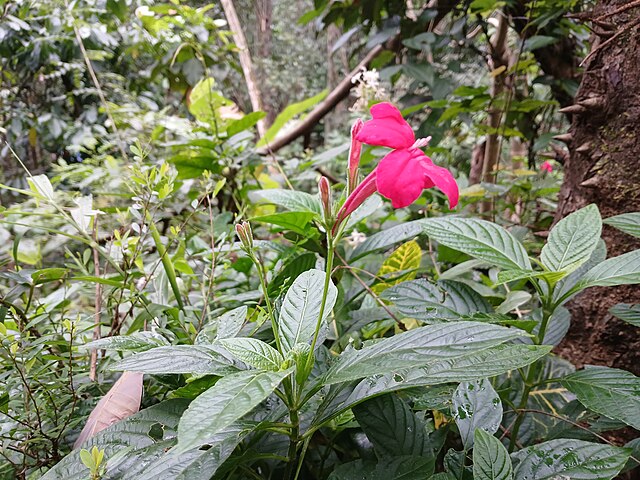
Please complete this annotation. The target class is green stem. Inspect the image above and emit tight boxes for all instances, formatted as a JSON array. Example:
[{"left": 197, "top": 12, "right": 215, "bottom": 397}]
[
  {"left": 283, "top": 408, "right": 300, "bottom": 480},
  {"left": 147, "top": 218, "right": 184, "bottom": 310},
  {"left": 508, "top": 304, "right": 553, "bottom": 452},
  {"left": 251, "top": 254, "right": 283, "bottom": 353},
  {"left": 306, "top": 234, "right": 335, "bottom": 364}
]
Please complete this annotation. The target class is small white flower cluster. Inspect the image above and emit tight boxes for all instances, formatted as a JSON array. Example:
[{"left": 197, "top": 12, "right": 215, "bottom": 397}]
[{"left": 350, "top": 67, "right": 388, "bottom": 112}]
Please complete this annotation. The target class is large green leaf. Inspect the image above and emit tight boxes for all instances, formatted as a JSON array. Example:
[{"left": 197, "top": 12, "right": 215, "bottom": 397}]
[
  {"left": 323, "top": 322, "right": 528, "bottom": 385},
  {"left": 452, "top": 378, "right": 503, "bottom": 449},
  {"left": 42, "top": 400, "right": 189, "bottom": 480},
  {"left": 176, "top": 369, "right": 288, "bottom": 453},
  {"left": 383, "top": 279, "right": 491, "bottom": 322},
  {"left": 249, "top": 189, "right": 322, "bottom": 215},
  {"left": 328, "top": 456, "right": 435, "bottom": 480},
  {"left": 312, "top": 344, "right": 550, "bottom": 427},
  {"left": 349, "top": 219, "right": 429, "bottom": 261},
  {"left": 473, "top": 429, "right": 513, "bottom": 480},
  {"left": 511, "top": 439, "right": 630, "bottom": 480},
  {"left": 353, "top": 394, "right": 433, "bottom": 458},
  {"left": 552, "top": 240, "right": 606, "bottom": 305},
  {"left": 83, "top": 331, "right": 169, "bottom": 352},
  {"left": 422, "top": 217, "right": 531, "bottom": 271},
  {"left": 541, "top": 204, "right": 602, "bottom": 274},
  {"left": 561, "top": 366, "right": 640, "bottom": 430},
  {"left": 218, "top": 338, "right": 283, "bottom": 371},
  {"left": 576, "top": 249, "right": 640, "bottom": 289},
  {"left": 604, "top": 212, "right": 640, "bottom": 238},
  {"left": 609, "top": 303, "right": 640, "bottom": 327},
  {"left": 251, "top": 211, "right": 317, "bottom": 236},
  {"left": 111, "top": 345, "right": 237, "bottom": 375},
  {"left": 278, "top": 269, "right": 337, "bottom": 352}
]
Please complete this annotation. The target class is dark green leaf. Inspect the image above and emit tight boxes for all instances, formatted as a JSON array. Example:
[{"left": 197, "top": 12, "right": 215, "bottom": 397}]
[{"left": 473, "top": 429, "right": 513, "bottom": 480}]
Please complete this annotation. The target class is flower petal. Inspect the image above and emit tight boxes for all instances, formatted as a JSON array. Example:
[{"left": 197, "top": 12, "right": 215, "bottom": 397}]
[
  {"left": 355, "top": 102, "right": 415, "bottom": 149},
  {"left": 420, "top": 156, "right": 459, "bottom": 209},
  {"left": 375, "top": 149, "right": 427, "bottom": 208}
]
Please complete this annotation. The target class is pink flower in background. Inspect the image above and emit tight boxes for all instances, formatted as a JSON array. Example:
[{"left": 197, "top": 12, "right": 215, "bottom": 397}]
[
  {"left": 335, "top": 103, "right": 458, "bottom": 229},
  {"left": 540, "top": 161, "right": 553, "bottom": 173}
]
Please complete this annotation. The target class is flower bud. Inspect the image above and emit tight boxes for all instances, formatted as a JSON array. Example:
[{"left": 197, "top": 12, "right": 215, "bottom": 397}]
[
  {"left": 235, "top": 221, "right": 253, "bottom": 250},
  {"left": 318, "top": 176, "right": 332, "bottom": 221},
  {"left": 348, "top": 118, "right": 364, "bottom": 194}
]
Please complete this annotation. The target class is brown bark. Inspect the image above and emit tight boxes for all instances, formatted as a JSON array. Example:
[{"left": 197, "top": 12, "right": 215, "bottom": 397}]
[
  {"left": 254, "top": 0, "right": 275, "bottom": 125},
  {"left": 555, "top": 0, "right": 640, "bottom": 374},
  {"left": 221, "top": 0, "right": 266, "bottom": 137}
]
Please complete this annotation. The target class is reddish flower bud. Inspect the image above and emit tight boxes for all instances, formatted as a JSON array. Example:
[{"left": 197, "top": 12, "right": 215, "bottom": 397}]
[
  {"left": 540, "top": 161, "right": 553, "bottom": 173},
  {"left": 235, "top": 221, "right": 253, "bottom": 250},
  {"left": 348, "top": 119, "right": 364, "bottom": 194},
  {"left": 318, "top": 176, "right": 332, "bottom": 221}
]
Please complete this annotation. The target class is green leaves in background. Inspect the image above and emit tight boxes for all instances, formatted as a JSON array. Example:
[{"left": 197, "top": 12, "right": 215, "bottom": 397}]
[
  {"left": 215, "top": 306, "right": 247, "bottom": 340},
  {"left": 511, "top": 439, "right": 630, "bottom": 480},
  {"left": 176, "top": 369, "right": 288, "bottom": 453},
  {"left": 249, "top": 189, "right": 322, "bottom": 215},
  {"left": 541, "top": 204, "right": 602, "bottom": 275},
  {"left": 422, "top": 217, "right": 531, "bottom": 271},
  {"left": 278, "top": 269, "right": 337, "bottom": 352},
  {"left": 561, "top": 366, "right": 640, "bottom": 430},
  {"left": 473, "top": 429, "right": 512, "bottom": 480},
  {"left": 604, "top": 212, "right": 640, "bottom": 238},
  {"left": 452, "top": 378, "right": 502, "bottom": 449}
]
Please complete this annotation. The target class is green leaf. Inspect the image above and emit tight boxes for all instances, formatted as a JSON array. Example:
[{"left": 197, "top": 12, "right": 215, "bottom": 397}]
[
  {"left": 353, "top": 394, "right": 433, "bottom": 458},
  {"left": 83, "top": 332, "right": 169, "bottom": 352},
  {"left": 328, "top": 456, "right": 435, "bottom": 480},
  {"left": 257, "top": 90, "right": 328, "bottom": 147},
  {"left": 251, "top": 211, "right": 317, "bottom": 235},
  {"left": 422, "top": 218, "right": 531, "bottom": 270},
  {"left": 268, "top": 252, "right": 317, "bottom": 297},
  {"left": 541, "top": 205, "right": 602, "bottom": 274},
  {"left": 552, "top": 240, "right": 606, "bottom": 305},
  {"left": 226, "top": 111, "right": 266, "bottom": 136},
  {"left": 511, "top": 439, "right": 630, "bottom": 480},
  {"left": 383, "top": 279, "right": 491, "bottom": 322},
  {"left": 452, "top": 378, "right": 502, "bottom": 449},
  {"left": 496, "top": 269, "right": 566, "bottom": 285},
  {"left": 523, "top": 35, "right": 557, "bottom": 51},
  {"left": 496, "top": 291, "right": 531, "bottom": 315},
  {"left": 561, "top": 366, "right": 640, "bottom": 430},
  {"left": 278, "top": 269, "right": 337, "bottom": 353},
  {"left": 603, "top": 212, "right": 640, "bottom": 238},
  {"left": 249, "top": 189, "right": 322, "bottom": 215},
  {"left": 111, "top": 345, "right": 237, "bottom": 375},
  {"left": 323, "top": 322, "right": 528, "bottom": 385},
  {"left": 473, "top": 429, "right": 513, "bottom": 480},
  {"left": 218, "top": 338, "right": 283, "bottom": 371},
  {"left": 372, "top": 240, "right": 422, "bottom": 294},
  {"left": 609, "top": 303, "right": 640, "bottom": 327},
  {"left": 349, "top": 219, "right": 429, "bottom": 261},
  {"left": 576, "top": 249, "right": 640, "bottom": 289},
  {"left": 188, "top": 77, "right": 233, "bottom": 124},
  {"left": 312, "top": 344, "right": 550, "bottom": 428},
  {"left": 216, "top": 306, "right": 247, "bottom": 340},
  {"left": 176, "top": 369, "right": 288, "bottom": 452}
]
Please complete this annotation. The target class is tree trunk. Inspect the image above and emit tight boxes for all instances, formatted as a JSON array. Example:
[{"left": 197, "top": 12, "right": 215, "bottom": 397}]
[
  {"left": 254, "top": 0, "right": 275, "bottom": 126},
  {"left": 555, "top": 0, "right": 640, "bottom": 375},
  {"left": 221, "top": 0, "right": 266, "bottom": 137}
]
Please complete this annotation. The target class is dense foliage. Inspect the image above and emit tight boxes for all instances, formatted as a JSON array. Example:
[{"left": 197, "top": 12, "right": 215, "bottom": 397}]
[{"left": 1, "top": 0, "right": 638, "bottom": 479}]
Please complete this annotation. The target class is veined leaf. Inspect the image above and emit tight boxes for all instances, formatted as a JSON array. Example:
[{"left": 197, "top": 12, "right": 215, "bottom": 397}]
[
  {"left": 251, "top": 211, "right": 317, "bottom": 236},
  {"left": 452, "top": 378, "right": 502, "bottom": 449},
  {"left": 609, "top": 303, "right": 640, "bottom": 327},
  {"left": 249, "top": 189, "right": 322, "bottom": 215},
  {"left": 328, "top": 456, "right": 435, "bottom": 480},
  {"left": 278, "top": 269, "right": 337, "bottom": 353},
  {"left": 511, "top": 439, "right": 630, "bottom": 480},
  {"left": 83, "top": 332, "right": 169, "bottom": 352},
  {"left": 541, "top": 204, "right": 602, "bottom": 274},
  {"left": 576, "top": 249, "right": 640, "bottom": 289},
  {"left": 552, "top": 240, "right": 606, "bottom": 305},
  {"left": 111, "top": 345, "right": 237, "bottom": 375},
  {"left": 561, "top": 366, "right": 640, "bottom": 430},
  {"left": 604, "top": 212, "right": 640, "bottom": 238},
  {"left": 349, "top": 219, "right": 429, "bottom": 261},
  {"left": 176, "top": 369, "right": 289, "bottom": 453},
  {"left": 473, "top": 429, "right": 513, "bottom": 480},
  {"left": 422, "top": 217, "right": 531, "bottom": 271},
  {"left": 323, "top": 322, "right": 528, "bottom": 385},
  {"left": 372, "top": 240, "right": 422, "bottom": 294},
  {"left": 219, "top": 338, "right": 283, "bottom": 371},
  {"left": 353, "top": 394, "right": 432, "bottom": 458},
  {"left": 216, "top": 306, "right": 247, "bottom": 340}
]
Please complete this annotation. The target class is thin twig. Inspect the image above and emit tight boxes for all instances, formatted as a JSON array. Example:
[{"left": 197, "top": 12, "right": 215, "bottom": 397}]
[{"left": 90, "top": 217, "right": 102, "bottom": 382}]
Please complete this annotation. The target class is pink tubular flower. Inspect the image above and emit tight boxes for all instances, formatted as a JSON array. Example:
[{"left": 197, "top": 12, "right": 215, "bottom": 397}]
[
  {"left": 540, "top": 161, "right": 553, "bottom": 173},
  {"left": 335, "top": 103, "right": 458, "bottom": 230}
]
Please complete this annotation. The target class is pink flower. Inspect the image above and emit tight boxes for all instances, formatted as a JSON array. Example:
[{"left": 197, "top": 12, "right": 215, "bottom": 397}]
[
  {"left": 335, "top": 103, "right": 458, "bottom": 229},
  {"left": 540, "top": 161, "right": 553, "bottom": 173}
]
